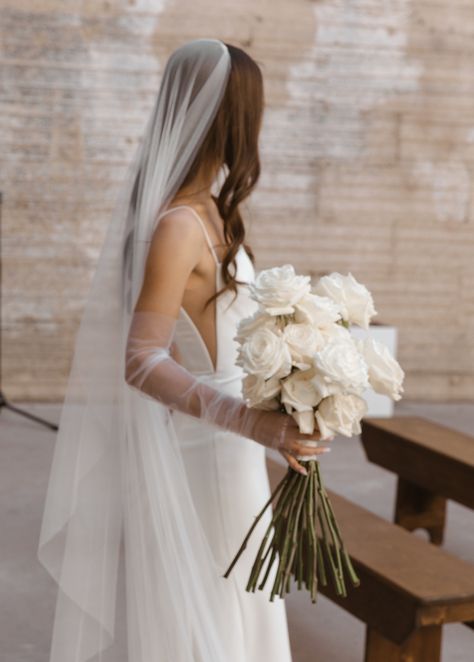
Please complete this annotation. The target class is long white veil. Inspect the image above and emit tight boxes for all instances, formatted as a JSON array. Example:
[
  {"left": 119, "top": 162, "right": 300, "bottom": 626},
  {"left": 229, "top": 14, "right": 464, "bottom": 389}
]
[{"left": 38, "top": 38, "right": 234, "bottom": 662}]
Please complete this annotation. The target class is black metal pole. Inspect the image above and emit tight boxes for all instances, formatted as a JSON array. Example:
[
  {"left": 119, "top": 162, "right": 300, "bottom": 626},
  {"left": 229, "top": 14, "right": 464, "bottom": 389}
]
[{"left": 0, "top": 191, "right": 59, "bottom": 432}]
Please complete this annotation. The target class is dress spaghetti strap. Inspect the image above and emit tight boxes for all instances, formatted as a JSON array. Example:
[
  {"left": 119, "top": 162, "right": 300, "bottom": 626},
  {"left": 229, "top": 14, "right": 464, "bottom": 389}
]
[{"left": 157, "top": 205, "right": 221, "bottom": 265}]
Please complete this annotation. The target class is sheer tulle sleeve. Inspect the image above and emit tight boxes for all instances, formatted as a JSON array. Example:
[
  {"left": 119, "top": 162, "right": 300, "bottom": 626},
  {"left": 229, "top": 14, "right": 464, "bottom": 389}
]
[{"left": 125, "top": 309, "right": 312, "bottom": 451}]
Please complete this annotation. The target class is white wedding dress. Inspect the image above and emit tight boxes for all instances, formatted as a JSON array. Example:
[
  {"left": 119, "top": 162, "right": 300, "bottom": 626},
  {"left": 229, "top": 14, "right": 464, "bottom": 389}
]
[{"left": 160, "top": 205, "right": 293, "bottom": 662}]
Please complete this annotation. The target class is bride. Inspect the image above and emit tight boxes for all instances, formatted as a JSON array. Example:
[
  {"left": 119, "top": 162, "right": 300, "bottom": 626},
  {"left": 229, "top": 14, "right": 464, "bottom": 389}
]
[{"left": 38, "top": 38, "right": 330, "bottom": 662}]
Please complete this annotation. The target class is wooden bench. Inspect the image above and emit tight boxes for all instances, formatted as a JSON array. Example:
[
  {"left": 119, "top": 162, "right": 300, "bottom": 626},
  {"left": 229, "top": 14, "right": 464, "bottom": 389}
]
[
  {"left": 266, "top": 457, "right": 474, "bottom": 662},
  {"left": 360, "top": 416, "right": 474, "bottom": 544}
]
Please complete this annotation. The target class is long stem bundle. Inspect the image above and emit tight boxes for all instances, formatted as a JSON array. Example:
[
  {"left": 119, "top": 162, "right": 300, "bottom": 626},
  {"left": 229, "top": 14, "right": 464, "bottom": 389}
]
[{"left": 223, "top": 460, "right": 360, "bottom": 603}]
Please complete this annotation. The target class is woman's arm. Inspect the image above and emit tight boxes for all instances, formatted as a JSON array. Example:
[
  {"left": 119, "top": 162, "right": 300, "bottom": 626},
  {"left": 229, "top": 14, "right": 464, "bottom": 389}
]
[{"left": 125, "top": 208, "right": 329, "bottom": 469}]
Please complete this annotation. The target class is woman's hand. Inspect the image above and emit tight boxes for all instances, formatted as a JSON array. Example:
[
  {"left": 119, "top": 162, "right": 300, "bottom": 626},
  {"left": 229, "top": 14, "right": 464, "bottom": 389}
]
[
  {"left": 244, "top": 408, "right": 334, "bottom": 476},
  {"left": 276, "top": 416, "right": 333, "bottom": 476}
]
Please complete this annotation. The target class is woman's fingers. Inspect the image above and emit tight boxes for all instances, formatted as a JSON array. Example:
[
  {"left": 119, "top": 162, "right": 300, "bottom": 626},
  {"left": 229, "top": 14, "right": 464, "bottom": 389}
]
[
  {"left": 278, "top": 449, "right": 308, "bottom": 476},
  {"left": 285, "top": 419, "right": 327, "bottom": 443},
  {"left": 294, "top": 431, "right": 322, "bottom": 442},
  {"left": 289, "top": 440, "right": 332, "bottom": 456},
  {"left": 288, "top": 434, "right": 333, "bottom": 453},
  {"left": 275, "top": 416, "right": 335, "bottom": 454}
]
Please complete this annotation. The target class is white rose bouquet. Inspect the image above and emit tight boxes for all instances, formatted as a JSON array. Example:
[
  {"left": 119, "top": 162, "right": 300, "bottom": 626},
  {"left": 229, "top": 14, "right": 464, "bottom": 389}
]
[{"left": 223, "top": 265, "right": 404, "bottom": 603}]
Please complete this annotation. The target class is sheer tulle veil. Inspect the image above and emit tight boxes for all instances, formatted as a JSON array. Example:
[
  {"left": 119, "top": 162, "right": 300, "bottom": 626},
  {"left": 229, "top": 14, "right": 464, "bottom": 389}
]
[{"left": 38, "top": 39, "right": 234, "bottom": 662}]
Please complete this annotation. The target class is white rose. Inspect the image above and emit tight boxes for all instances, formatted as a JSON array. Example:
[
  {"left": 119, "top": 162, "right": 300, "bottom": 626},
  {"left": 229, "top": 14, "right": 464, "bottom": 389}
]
[
  {"left": 311, "top": 337, "right": 369, "bottom": 399},
  {"left": 281, "top": 369, "right": 321, "bottom": 435},
  {"left": 294, "top": 293, "right": 342, "bottom": 328},
  {"left": 281, "top": 369, "right": 320, "bottom": 411},
  {"left": 313, "top": 272, "right": 377, "bottom": 330},
  {"left": 236, "top": 327, "right": 292, "bottom": 380},
  {"left": 282, "top": 323, "right": 325, "bottom": 370},
  {"left": 315, "top": 393, "right": 368, "bottom": 438},
  {"left": 249, "top": 264, "right": 311, "bottom": 315},
  {"left": 355, "top": 337, "right": 405, "bottom": 401},
  {"left": 292, "top": 411, "right": 317, "bottom": 435},
  {"left": 321, "top": 321, "right": 353, "bottom": 343},
  {"left": 242, "top": 373, "right": 281, "bottom": 408},
  {"left": 235, "top": 308, "right": 277, "bottom": 344}
]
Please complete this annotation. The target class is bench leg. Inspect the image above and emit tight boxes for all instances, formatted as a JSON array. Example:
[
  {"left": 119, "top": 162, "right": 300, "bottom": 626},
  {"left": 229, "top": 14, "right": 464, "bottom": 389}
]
[
  {"left": 364, "top": 625, "right": 442, "bottom": 662},
  {"left": 394, "top": 477, "right": 446, "bottom": 545}
]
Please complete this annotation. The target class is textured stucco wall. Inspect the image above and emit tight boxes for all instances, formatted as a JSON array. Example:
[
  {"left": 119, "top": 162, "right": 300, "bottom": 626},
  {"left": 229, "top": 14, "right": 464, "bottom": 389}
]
[{"left": 1, "top": 0, "right": 473, "bottom": 401}]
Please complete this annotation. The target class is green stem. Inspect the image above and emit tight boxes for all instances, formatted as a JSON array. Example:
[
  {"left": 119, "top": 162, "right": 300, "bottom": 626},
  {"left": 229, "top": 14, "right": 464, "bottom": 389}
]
[
  {"left": 317, "top": 505, "right": 344, "bottom": 596},
  {"left": 281, "top": 469, "right": 309, "bottom": 593},
  {"left": 341, "top": 547, "right": 361, "bottom": 587},
  {"left": 317, "top": 477, "right": 360, "bottom": 588},
  {"left": 315, "top": 463, "right": 347, "bottom": 597},
  {"left": 258, "top": 544, "right": 278, "bottom": 591},
  {"left": 246, "top": 525, "right": 275, "bottom": 591},
  {"left": 296, "top": 498, "right": 305, "bottom": 589},
  {"left": 316, "top": 537, "right": 327, "bottom": 587},
  {"left": 271, "top": 471, "right": 307, "bottom": 599},
  {"left": 249, "top": 469, "right": 302, "bottom": 591},
  {"left": 306, "top": 462, "right": 319, "bottom": 602},
  {"left": 223, "top": 468, "right": 289, "bottom": 579},
  {"left": 246, "top": 511, "right": 279, "bottom": 591}
]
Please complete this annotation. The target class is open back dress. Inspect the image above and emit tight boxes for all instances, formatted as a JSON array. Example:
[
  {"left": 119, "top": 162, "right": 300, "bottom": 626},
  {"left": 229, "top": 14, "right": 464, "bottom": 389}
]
[{"left": 160, "top": 204, "right": 293, "bottom": 662}]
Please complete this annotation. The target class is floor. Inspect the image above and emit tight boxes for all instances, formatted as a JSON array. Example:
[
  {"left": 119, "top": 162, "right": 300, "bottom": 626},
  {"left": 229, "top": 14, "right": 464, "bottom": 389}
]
[{"left": 0, "top": 399, "right": 473, "bottom": 661}]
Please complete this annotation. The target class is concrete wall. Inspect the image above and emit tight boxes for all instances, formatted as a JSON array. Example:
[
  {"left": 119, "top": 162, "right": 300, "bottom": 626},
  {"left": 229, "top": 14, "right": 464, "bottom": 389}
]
[{"left": 1, "top": 0, "right": 473, "bottom": 401}]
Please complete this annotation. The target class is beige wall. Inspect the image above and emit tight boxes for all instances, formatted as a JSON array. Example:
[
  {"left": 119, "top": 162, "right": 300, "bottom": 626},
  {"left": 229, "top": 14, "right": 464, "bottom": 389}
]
[{"left": 1, "top": 0, "right": 473, "bottom": 401}]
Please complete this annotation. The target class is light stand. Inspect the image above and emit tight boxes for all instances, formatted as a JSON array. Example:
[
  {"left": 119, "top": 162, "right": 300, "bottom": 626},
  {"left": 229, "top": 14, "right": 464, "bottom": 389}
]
[{"left": 0, "top": 192, "right": 59, "bottom": 431}]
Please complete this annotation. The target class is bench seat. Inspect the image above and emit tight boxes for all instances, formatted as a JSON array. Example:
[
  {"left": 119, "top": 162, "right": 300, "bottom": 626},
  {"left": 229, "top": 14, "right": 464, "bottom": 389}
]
[
  {"left": 361, "top": 416, "right": 474, "bottom": 544},
  {"left": 266, "top": 457, "right": 474, "bottom": 661}
]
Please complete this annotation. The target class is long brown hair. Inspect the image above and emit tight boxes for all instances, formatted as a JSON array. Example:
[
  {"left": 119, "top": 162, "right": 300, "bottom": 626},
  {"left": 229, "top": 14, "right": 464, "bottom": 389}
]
[{"left": 178, "top": 43, "right": 264, "bottom": 308}]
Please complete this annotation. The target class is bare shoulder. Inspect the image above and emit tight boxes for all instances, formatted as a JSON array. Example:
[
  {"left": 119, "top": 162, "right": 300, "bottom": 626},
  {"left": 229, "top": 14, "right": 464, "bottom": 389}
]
[
  {"left": 150, "top": 209, "right": 204, "bottom": 258},
  {"left": 134, "top": 208, "right": 206, "bottom": 314},
  {"left": 151, "top": 207, "right": 205, "bottom": 252}
]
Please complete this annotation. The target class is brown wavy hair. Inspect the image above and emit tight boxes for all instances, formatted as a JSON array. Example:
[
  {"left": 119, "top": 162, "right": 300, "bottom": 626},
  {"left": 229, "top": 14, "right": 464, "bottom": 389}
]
[{"left": 178, "top": 42, "right": 264, "bottom": 308}]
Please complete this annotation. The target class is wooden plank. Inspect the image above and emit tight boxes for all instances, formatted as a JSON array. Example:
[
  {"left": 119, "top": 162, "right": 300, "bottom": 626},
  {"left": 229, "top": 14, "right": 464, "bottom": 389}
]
[
  {"left": 361, "top": 416, "right": 474, "bottom": 509},
  {"left": 362, "top": 416, "right": 474, "bottom": 464}
]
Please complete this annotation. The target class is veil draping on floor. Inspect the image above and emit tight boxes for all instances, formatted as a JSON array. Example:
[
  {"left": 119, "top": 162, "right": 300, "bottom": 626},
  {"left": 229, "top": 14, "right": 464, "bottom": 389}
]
[{"left": 38, "top": 39, "right": 235, "bottom": 662}]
